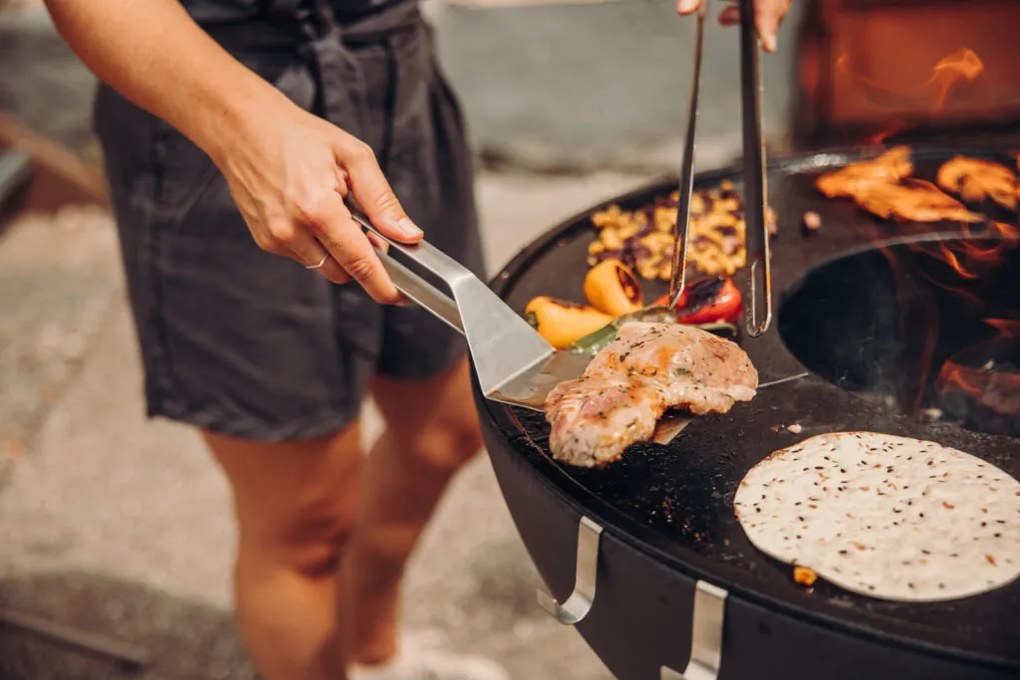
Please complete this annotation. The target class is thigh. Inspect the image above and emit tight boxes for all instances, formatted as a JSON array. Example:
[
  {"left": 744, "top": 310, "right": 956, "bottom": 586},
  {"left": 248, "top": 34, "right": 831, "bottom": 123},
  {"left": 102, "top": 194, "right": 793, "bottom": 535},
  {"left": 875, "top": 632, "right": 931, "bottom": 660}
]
[{"left": 205, "top": 424, "right": 365, "bottom": 572}]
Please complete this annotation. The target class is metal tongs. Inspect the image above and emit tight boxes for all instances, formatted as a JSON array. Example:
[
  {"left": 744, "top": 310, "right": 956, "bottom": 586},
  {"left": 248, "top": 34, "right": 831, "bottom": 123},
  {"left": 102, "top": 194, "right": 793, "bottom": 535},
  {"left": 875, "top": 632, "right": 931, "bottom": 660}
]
[
  {"left": 351, "top": 211, "right": 589, "bottom": 412},
  {"left": 668, "top": 0, "right": 772, "bottom": 336}
]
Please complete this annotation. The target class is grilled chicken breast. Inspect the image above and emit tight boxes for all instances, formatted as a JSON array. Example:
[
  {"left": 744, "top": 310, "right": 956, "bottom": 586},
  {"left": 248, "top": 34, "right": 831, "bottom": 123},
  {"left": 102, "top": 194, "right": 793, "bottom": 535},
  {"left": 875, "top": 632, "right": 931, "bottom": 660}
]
[
  {"left": 815, "top": 146, "right": 914, "bottom": 199},
  {"left": 545, "top": 322, "right": 758, "bottom": 467}
]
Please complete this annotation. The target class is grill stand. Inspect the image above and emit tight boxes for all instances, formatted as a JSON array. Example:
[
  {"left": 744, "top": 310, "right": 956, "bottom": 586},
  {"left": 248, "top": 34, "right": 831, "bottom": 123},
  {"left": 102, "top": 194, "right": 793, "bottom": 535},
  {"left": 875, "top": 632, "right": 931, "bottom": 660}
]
[
  {"left": 536, "top": 516, "right": 604, "bottom": 625},
  {"left": 661, "top": 581, "right": 729, "bottom": 680}
]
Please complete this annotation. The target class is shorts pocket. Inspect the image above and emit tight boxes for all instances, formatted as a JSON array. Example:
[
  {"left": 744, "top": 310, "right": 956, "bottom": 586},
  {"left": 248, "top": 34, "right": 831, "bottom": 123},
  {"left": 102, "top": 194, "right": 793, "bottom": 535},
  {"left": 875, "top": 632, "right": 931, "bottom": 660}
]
[{"left": 149, "top": 120, "right": 220, "bottom": 220}]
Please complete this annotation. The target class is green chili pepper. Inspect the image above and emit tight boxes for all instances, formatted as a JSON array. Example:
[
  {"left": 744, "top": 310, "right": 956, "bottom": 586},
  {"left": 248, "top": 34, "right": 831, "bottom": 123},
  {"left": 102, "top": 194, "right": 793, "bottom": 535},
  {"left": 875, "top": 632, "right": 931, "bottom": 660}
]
[{"left": 568, "top": 307, "right": 737, "bottom": 354}]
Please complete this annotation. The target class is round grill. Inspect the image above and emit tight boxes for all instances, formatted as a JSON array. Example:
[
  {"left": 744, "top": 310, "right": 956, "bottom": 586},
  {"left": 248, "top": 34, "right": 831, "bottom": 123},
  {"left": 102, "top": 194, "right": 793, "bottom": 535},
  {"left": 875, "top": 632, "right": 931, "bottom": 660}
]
[{"left": 475, "top": 147, "right": 1020, "bottom": 680}]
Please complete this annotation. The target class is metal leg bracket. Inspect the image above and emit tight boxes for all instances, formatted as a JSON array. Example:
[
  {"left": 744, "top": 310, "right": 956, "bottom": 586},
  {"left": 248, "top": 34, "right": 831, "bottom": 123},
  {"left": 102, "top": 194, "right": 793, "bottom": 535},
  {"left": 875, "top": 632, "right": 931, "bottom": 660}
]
[
  {"left": 661, "top": 580, "right": 729, "bottom": 680},
  {"left": 536, "top": 515, "right": 603, "bottom": 625}
]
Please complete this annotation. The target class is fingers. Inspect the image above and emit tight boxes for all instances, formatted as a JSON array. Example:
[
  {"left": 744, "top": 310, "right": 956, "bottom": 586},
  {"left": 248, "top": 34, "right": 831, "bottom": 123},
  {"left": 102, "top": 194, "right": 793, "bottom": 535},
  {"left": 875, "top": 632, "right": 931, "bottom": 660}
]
[
  {"left": 302, "top": 193, "right": 402, "bottom": 304},
  {"left": 676, "top": 0, "right": 702, "bottom": 15},
  {"left": 755, "top": 0, "right": 790, "bottom": 52},
  {"left": 714, "top": 0, "right": 792, "bottom": 52},
  {"left": 719, "top": 4, "right": 739, "bottom": 25},
  {"left": 333, "top": 134, "right": 423, "bottom": 245},
  {"left": 363, "top": 229, "right": 390, "bottom": 253},
  {"left": 286, "top": 230, "right": 351, "bottom": 285}
]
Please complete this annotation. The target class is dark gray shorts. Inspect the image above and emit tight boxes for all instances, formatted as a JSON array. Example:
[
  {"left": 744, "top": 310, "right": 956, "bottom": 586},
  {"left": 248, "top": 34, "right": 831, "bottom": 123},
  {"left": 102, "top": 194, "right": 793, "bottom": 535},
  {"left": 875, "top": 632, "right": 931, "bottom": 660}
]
[{"left": 94, "top": 5, "right": 483, "bottom": 441}]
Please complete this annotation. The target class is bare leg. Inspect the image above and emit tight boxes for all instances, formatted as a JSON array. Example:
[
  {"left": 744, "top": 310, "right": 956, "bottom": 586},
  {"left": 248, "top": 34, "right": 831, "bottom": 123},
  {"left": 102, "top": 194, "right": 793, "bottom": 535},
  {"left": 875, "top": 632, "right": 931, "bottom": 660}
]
[
  {"left": 204, "top": 423, "right": 364, "bottom": 680},
  {"left": 343, "top": 357, "right": 484, "bottom": 665}
]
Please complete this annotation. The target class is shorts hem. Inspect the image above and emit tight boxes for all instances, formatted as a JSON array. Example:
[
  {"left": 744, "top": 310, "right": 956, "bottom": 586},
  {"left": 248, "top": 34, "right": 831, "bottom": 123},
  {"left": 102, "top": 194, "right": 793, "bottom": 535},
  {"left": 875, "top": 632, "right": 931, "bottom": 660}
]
[
  {"left": 147, "top": 402, "right": 358, "bottom": 442},
  {"left": 375, "top": 348, "right": 468, "bottom": 383}
]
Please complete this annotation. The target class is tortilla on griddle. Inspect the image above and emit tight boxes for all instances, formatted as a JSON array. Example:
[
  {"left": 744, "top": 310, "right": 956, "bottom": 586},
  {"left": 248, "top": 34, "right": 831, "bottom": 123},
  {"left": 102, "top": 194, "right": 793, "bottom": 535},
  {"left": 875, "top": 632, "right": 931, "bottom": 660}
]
[{"left": 734, "top": 432, "right": 1020, "bottom": 602}]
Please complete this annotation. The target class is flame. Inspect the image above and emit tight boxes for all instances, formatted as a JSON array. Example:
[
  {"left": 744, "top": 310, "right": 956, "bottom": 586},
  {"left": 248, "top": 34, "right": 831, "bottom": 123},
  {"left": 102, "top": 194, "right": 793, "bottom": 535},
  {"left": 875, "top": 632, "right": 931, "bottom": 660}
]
[
  {"left": 987, "top": 319, "right": 1020, "bottom": 336},
  {"left": 838, "top": 48, "right": 984, "bottom": 113},
  {"left": 929, "top": 49, "right": 985, "bottom": 109},
  {"left": 823, "top": 46, "right": 1017, "bottom": 424},
  {"left": 837, "top": 47, "right": 985, "bottom": 144},
  {"left": 919, "top": 221, "right": 1020, "bottom": 281},
  {"left": 877, "top": 218, "right": 1019, "bottom": 413},
  {"left": 866, "top": 124, "right": 908, "bottom": 146},
  {"left": 936, "top": 318, "right": 1020, "bottom": 417}
]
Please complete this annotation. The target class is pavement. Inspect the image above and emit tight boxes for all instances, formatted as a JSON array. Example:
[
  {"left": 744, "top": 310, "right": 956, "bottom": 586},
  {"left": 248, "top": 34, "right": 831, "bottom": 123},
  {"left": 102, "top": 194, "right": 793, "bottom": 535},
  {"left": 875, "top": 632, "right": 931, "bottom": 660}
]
[{"left": 0, "top": 2, "right": 802, "bottom": 677}]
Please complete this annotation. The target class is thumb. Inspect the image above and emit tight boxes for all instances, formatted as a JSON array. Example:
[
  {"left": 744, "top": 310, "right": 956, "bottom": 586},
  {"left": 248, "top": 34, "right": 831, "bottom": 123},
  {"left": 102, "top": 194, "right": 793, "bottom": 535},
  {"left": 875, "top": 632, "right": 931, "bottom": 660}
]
[
  {"left": 756, "top": 0, "right": 790, "bottom": 52},
  {"left": 757, "top": 12, "right": 779, "bottom": 52},
  {"left": 334, "top": 136, "right": 423, "bottom": 244}
]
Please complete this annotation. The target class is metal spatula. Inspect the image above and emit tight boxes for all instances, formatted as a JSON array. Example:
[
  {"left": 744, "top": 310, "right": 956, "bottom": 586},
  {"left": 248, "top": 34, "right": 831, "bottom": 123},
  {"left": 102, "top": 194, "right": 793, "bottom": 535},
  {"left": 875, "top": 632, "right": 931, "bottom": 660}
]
[{"left": 351, "top": 211, "right": 591, "bottom": 412}]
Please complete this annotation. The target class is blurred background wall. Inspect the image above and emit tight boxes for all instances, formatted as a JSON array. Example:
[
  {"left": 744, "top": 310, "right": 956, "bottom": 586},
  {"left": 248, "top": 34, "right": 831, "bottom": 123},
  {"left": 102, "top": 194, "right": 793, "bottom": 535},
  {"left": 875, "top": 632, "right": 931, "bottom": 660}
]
[{"left": 0, "top": 0, "right": 804, "bottom": 170}]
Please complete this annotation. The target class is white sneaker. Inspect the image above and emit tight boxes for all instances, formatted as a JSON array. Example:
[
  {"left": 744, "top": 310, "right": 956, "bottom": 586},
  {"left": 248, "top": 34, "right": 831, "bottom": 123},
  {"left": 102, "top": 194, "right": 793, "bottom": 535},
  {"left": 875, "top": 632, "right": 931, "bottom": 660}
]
[{"left": 348, "top": 639, "right": 510, "bottom": 680}]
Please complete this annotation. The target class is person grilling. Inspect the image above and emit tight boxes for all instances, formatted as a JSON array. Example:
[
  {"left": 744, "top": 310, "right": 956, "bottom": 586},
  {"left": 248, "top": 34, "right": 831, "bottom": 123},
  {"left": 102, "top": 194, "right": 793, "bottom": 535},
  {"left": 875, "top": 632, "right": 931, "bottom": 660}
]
[{"left": 40, "top": 0, "right": 792, "bottom": 677}]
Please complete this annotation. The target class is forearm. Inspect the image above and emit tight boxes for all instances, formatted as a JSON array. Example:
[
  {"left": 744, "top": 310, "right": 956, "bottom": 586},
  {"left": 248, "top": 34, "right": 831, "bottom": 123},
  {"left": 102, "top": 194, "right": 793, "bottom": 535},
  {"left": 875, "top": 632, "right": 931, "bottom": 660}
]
[{"left": 44, "top": 0, "right": 290, "bottom": 163}]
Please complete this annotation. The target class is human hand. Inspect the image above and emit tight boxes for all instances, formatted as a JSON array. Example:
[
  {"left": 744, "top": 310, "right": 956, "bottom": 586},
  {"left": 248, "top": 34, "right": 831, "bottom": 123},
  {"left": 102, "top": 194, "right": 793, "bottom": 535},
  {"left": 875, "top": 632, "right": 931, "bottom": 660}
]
[
  {"left": 676, "top": 0, "right": 793, "bottom": 53},
  {"left": 211, "top": 96, "right": 418, "bottom": 304}
]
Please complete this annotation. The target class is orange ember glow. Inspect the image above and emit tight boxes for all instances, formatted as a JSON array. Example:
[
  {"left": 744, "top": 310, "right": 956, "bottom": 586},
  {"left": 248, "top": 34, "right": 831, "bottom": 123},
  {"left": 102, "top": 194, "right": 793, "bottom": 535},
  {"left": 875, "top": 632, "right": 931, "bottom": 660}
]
[{"left": 937, "top": 320, "right": 1020, "bottom": 417}]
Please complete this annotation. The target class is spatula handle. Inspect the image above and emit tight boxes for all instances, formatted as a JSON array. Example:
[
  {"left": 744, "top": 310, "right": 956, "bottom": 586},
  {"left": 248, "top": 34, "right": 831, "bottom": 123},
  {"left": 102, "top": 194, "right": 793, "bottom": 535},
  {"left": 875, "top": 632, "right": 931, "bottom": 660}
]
[
  {"left": 348, "top": 210, "right": 466, "bottom": 335},
  {"left": 350, "top": 209, "right": 478, "bottom": 291},
  {"left": 350, "top": 203, "right": 555, "bottom": 402}
]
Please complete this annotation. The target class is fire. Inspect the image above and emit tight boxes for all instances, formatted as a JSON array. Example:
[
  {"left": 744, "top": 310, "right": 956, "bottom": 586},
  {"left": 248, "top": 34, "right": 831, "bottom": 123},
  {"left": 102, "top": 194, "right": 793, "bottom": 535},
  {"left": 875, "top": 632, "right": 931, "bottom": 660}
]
[
  {"left": 937, "top": 319, "right": 1020, "bottom": 417},
  {"left": 823, "top": 46, "right": 1019, "bottom": 428},
  {"left": 837, "top": 47, "right": 983, "bottom": 112},
  {"left": 866, "top": 124, "right": 908, "bottom": 146},
  {"left": 920, "top": 221, "right": 1020, "bottom": 282},
  {"left": 837, "top": 47, "right": 985, "bottom": 138},
  {"left": 929, "top": 49, "right": 985, "bottom": 109}
]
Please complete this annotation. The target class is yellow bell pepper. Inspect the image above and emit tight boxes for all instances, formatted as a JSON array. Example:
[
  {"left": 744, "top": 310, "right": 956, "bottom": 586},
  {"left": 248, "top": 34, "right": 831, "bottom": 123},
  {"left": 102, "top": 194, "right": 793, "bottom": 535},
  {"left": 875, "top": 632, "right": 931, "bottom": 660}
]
[
  {"left": 524, "top": 296, "right": 613, "bottom": 350},
  {"left": 583, "top": 259, "right": 644, "bottom": 316}
]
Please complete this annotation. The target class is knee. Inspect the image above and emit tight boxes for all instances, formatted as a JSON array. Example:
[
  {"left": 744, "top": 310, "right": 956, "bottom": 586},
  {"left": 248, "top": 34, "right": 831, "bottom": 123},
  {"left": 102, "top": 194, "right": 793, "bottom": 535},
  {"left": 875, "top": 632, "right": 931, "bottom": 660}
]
[
  {"left": 402, "top": 411, "right": 484, "bottom": 472},
  {"left": 239, "top": 497, "right": 358, "bottom": 579}
]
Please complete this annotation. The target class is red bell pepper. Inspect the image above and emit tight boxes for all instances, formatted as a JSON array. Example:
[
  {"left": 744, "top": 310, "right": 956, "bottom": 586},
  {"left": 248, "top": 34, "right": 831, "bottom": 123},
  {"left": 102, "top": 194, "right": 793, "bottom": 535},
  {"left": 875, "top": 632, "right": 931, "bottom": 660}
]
[{"left": 653, "top": 275, "right": 742, "bottom": 324}]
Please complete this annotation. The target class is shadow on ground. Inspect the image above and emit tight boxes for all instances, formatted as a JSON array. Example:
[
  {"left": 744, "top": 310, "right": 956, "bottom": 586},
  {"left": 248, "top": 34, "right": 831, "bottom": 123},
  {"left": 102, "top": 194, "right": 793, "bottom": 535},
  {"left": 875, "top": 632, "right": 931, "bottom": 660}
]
[{"left": 0, "top": 571, "right": 256, "bottom": 680}]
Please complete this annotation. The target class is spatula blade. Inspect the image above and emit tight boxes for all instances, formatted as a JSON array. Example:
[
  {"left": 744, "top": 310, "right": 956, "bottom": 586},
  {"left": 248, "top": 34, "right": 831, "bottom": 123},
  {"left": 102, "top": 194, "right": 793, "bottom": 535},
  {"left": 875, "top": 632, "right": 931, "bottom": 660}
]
[{"left": 485, "top": 349, "right": 593, "bottom": 411}]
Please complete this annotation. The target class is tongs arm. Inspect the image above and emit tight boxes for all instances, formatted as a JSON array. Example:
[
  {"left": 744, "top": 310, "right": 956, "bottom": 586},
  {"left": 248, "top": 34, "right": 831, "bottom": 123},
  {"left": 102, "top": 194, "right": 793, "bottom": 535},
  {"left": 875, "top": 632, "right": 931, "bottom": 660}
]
[
  {"left": 672, "top": 1, "right": 773, "bottom": 336},
  {"left": 738, "top": 0, "right": 772, "bottom": 336},
  {"left": 667, "top": 0, "right": 706, "bottom": 309}
]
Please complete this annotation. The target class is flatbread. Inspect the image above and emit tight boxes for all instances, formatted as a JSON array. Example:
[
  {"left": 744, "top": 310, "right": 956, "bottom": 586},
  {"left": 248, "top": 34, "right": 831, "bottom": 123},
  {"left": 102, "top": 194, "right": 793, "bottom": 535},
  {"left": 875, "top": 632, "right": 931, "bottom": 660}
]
[{"left": 734, "top": 432, "right": 1020, "bottom": 602}]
